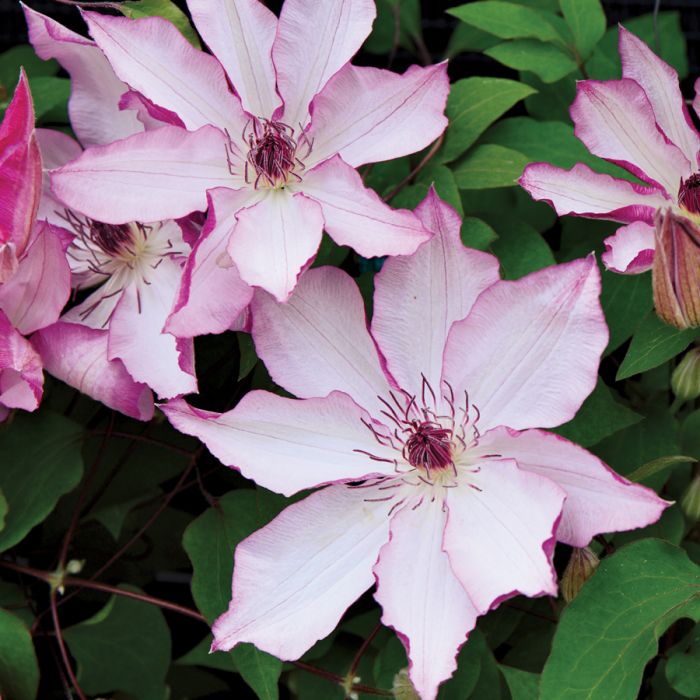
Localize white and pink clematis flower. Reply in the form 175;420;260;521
0;71;71;421
24;6;198;416
49;0;449;304
161;191;668;700
520;26;700;277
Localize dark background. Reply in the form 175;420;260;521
2;1;700;77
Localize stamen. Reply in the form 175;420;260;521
679;173;700;214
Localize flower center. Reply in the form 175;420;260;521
404;421;454;471
678;173;700;214
89;221;135;258
242;118;311;189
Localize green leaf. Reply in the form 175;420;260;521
0;609;39;700
681;410;700;460
438;628;487;699
440;77;536;163
0;44;58;95
392;164;464;216
601;270;653;355
178;636;237;673
238;332;259;380
559;0;605;59
26;76;70;123
540;539;700;700
522;72;577;122
461;217;498;251
445;22;500;58
63;587;171;700
0;489;7;533
665;626;700;698
485;40;577;83
448;2;564;44
121;0;201;48
0;411;83;552
616;312;700;380
554;380;642;448
182;489;287;699
453;144;529;190
364;0;421;54
627;456;696;484
489;218;555;279
499;666;538;700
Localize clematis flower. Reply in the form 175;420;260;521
24;6;197;414
50;0;449;304
0;71;71;420
162;191;668;700
520;26;700;327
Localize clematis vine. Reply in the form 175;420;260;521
0;71;71;421
50;0;449;309
24;6;198;417
162;191;668;700
520;26;700;328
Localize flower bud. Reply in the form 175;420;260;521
671;347;700;401
392;669;420;700
681;472;700;522
560;546;600;603
652;209;700;329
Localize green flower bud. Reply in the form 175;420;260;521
681;473;700;522
561;546;600;603
392;669;420;700
672;347;700;401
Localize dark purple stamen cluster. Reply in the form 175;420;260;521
678;173;700;214
89;221;134;256
404;421;454;470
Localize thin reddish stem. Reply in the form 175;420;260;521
348;622;382;678
50;590;87;700
292;661;393;697
383;133;445;203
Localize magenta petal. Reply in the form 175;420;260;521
251;266;392;416
571;78;690;195
444;459;563;613
51;125;233;224
211;485;391;658
0;70;41;257
166;188;256;338
306;62;449;168
0;221;71;334
442;257;607;432
32;322;153;420
476;428;669;547
0;310;42;413
374;499;478;700
23;5;142;146
602;221;656;274
372;188;499;399
619;25;700;166
83;11;247;134
162;390;396;496
228;190;324;301
188;0;280;118
519;162;668;224
300;155;430;257
273;0;376;129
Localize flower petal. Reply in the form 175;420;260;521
444;459;564;613
107;257;197;399
0;221;71;334
187;0;280;118
619;25;700;167
571;78;690;196
374;499;478;700
24;5;142;146
299;155;429;257
51;125;233;224
228;190;323;301
519;162;667;224
0;70;41;256
442;257;607;432
372;188;500;399
32;321;153;420
0;309;42;412
162;390;396;495
306;62;449;168
273;0;375;130
602;221;655;274
251;266;391;415
165;187;256;337
83;12;247;134
211;484;391;658
476;428;669;548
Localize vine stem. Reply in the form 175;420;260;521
50;589;88;700
383;132;445;203
348;622;382;678
291;661;393;697
0;561;207;623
